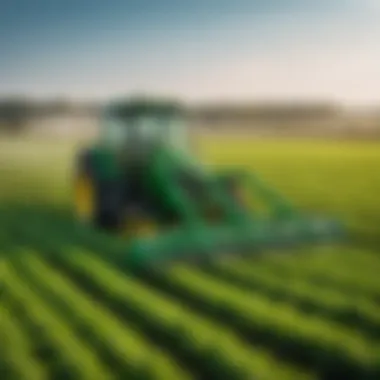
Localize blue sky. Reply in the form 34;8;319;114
1;0;379;104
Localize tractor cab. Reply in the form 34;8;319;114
99;98;191;157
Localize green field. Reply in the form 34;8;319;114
1;136;380;380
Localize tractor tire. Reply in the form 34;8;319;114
74;151;124;232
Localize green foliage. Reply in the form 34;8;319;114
105;97;184;119
0;98;34;133
0;304;48;380
21;252;191;380
163;265;378;370
58;249;313;380
2;260;114;380
1;137;380;379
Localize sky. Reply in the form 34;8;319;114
1;0;379;105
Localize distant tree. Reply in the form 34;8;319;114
192;102;341;126
39;98;73;117
0;98;34;134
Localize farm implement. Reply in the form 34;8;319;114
73;98;344;268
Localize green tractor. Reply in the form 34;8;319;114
73;97;344;268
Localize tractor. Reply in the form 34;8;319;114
73;97;344;268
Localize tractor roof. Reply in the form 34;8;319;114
105;97;185;118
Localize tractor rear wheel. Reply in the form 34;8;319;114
74;173;96;223
74;152;124;232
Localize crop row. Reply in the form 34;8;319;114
264;248;380;287
252;245;380;272
51;248;320;379
264;247;380;272
207;259;380;337
214;254;380;309
3;256;191;380
2;262;115;380
238;249;380;302
135;260;380;379
0;304;48;380
49;248;380;379
12;249;314;380
2;243;379;380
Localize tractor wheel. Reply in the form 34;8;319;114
74;152;124;232
74;173;96;223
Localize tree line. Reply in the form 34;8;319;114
0;97;342;134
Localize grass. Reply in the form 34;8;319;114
0;134;380;379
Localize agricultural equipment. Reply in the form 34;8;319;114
73;97;344;268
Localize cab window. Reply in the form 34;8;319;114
101;118;129;147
